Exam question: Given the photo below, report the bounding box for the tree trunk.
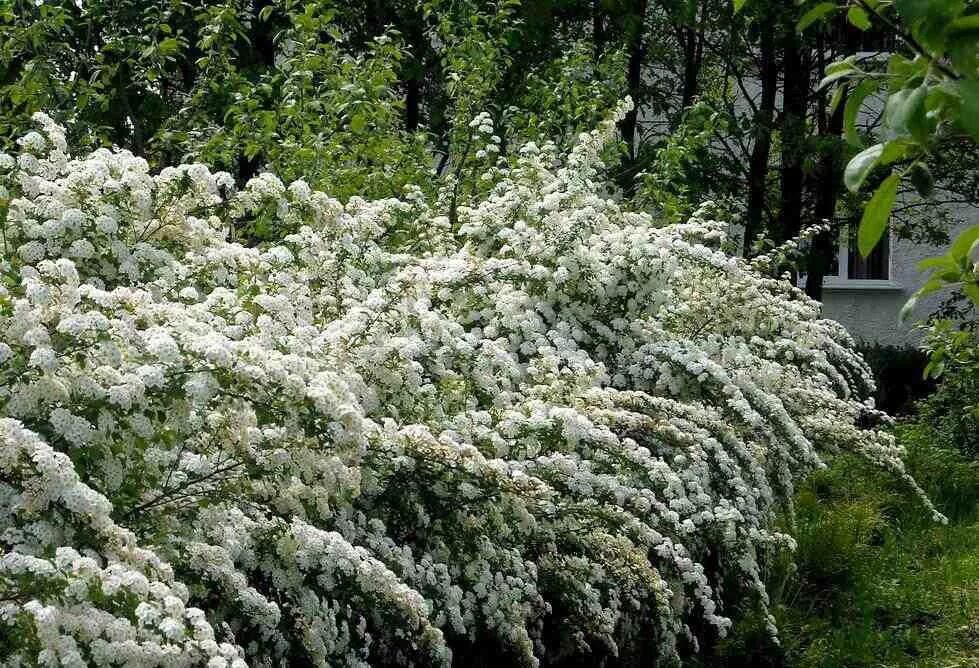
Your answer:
[805,38,845,300]
[777,28,808,248]
[592,0,605,61]
[742,18,776,255]
[680,1,707,108]
[618,0,648,198]
[402,9,426,131]
[252,0,277,67]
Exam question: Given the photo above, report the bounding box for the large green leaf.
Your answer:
[894,0,930,22]
[880,137,917,164]
[916,254,956,272]
[797,2,839,32]
[950,224,979,261]
[885,86,927,137]
[858,172,900,257]
[947,13,979,34]
[819,57,858,91]
[844,143,884,192]
[848,4,871,29]
[350,113,367,133]
[844,79,877,146]
[917,275,949,297]
[959,80,979,142]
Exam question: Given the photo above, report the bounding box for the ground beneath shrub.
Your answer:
[703,424,979,667]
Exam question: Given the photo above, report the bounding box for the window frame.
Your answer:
[800,228,903,292]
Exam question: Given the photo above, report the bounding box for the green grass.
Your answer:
[706,421,979,668]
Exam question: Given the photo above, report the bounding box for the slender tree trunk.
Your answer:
[618,0,647,197]
[233,0,279,183]
[680,1,707,108]
[592,0,605,61]
[778,29,808,247]
[742,18,776,255]
[252,0,277,67]
[805,38,845,300]
[402,9,425,131]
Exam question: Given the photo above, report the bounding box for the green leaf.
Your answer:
[894,0,930,22]
[844,79,877,146]
[924,357,946,380]
[826,56,858,75]
[950,224,979,260]
[350,113,367,133]
[958,80,979,142]
[916,275,947,297]
[949,30,979,74]
[917,254,956,272]
[858,172,900,257]
[909,162,934,197]
[848,4,871,29]
[880,137,916,164]
[964,282,979,306]
[797,3,839,32]
[157,37,181,57]
[947,13,979,34]
[899,295,917,322]
[886,53,916,82]
[819,68,856,91]
[885,85,927,137]
[844,143,883,192]
[829,82,848,115]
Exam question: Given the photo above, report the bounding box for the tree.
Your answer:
[812,0,979,309]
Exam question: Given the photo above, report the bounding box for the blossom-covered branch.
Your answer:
[0,107,938,667]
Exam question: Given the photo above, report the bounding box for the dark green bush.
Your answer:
[856,343,934,416]
[703,421,979,668]
[897,422,979,521]
[916,326,979,458]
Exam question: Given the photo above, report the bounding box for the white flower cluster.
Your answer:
[749,221,834,276]
[0,108,940,667]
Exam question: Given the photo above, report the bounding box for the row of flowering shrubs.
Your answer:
[0,108,938,667]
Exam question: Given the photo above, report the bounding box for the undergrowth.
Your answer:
[702,419,979,667]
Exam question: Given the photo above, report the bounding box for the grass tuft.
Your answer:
[708,419,979,667]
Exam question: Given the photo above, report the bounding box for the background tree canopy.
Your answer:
[3,0,977,301]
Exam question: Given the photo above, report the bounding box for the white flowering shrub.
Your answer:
[0,109,940,667]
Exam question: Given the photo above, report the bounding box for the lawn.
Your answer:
[710,422,979,667]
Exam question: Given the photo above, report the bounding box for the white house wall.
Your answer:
[819,214,974,347]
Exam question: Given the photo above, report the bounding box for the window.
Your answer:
[845,226,889,280]
[799,226,899,291]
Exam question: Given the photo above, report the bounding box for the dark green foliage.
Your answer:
[808,0,979,308]
[856,343,934,415]
[0,0,626,203]
[918,325,979,458]
[706,421,979,668]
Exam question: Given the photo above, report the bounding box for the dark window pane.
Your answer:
[848,228,889,279]
[828,247,840,276]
